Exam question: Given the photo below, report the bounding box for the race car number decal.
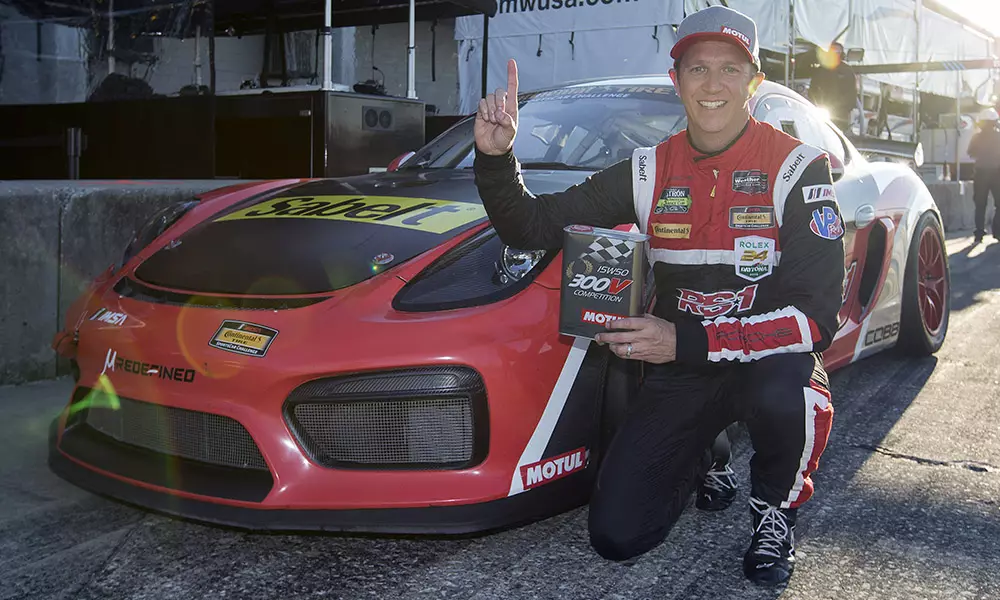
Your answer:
[215,195,487,234]
[677,284,758,318]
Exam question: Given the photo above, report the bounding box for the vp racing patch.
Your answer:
[215,195,487,234]
[809,206,844,240]
[209,320,279,357]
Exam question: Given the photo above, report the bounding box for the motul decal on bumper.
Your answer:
[519,447,590,490]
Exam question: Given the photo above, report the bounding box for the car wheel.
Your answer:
[897,211,950,356]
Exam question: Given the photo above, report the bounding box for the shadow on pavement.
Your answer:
[946,235,1000,313]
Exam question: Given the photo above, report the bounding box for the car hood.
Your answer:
[133,168,591,295]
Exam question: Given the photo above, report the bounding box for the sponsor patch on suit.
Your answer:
[734,236,776,281]
[655,187,692,214]
[732,170,769,194]
[729,206,774,229]
[653,223,692,239]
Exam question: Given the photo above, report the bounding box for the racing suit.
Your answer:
[474,117,845,560]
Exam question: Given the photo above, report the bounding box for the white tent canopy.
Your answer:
[454,0,682,114]
[455,0,996,114]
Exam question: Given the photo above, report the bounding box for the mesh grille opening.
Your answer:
[284,366,488,470]
[292,397,474,465]
[79,390,268,470]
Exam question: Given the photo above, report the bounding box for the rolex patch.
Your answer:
[734,235,776,282]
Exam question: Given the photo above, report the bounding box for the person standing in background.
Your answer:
[809,42,858,133]
[968,108,1000,244]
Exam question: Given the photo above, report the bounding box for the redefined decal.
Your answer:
[209,320,279,358]
[215,195,487,234]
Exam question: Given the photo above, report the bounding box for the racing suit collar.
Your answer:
[686,118,757,167]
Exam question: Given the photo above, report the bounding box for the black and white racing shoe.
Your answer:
[742,496,797,586]
[695,461,738,511]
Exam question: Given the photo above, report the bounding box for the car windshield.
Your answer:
[400,84,687,171]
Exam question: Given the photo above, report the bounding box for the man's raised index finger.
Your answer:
[507,59,518,109]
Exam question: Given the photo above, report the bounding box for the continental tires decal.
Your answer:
[215,195,487,234]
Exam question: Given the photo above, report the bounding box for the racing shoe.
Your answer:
[742,496,797,586]
[695,460,738,511]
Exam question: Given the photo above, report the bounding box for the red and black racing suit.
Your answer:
[474,117,845,561]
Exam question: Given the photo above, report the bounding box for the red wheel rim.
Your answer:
[917,227,947,336]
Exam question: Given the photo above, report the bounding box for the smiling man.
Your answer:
[473,5,845,586]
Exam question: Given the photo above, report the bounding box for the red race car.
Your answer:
[49,78,949,533]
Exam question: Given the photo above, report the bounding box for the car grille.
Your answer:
[284,366,488,469]
[78,389,268,470]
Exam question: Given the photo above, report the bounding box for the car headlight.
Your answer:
[392,227,551,312]
[497,246,547,284]
[119,199,199,270]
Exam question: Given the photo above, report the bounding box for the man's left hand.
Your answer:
[594,314,677,364]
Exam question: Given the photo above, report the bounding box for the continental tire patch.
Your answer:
[215,195,487,234]
[209,320,278,357]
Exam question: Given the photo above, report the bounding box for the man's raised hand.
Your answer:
[475,59,519,156]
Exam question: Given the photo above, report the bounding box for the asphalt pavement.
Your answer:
[2,231,999,600]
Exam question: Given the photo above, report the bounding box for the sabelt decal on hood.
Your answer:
[215,195,487,234]
[133,191,489,296]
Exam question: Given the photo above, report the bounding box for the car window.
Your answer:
[755,94,850,164]
[794,107,849,165]
[402,84,688,171]
[753,96,800,138]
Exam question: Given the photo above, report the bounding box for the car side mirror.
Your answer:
[387,151,416,172]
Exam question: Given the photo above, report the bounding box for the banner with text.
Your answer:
[455,0,682,39]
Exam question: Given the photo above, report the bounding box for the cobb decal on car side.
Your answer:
[209,320,279,357]
[520,447,589,490]
[215,195,487,234]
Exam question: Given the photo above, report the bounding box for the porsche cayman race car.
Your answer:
[48,77,949,534]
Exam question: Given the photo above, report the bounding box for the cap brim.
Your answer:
[669,32,758,67]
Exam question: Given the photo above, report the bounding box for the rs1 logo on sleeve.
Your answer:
[676,284,758,318]
[809,206,844,240]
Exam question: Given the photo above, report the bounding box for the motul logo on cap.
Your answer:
[721,26,750,48]
[520,447,589,490]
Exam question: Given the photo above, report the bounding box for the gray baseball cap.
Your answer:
[670,5,760,70]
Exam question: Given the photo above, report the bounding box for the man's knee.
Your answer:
[589,528,644,562]
[587,496,661,561]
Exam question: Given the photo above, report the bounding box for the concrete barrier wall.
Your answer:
[1,181,249,385]
[0,177,986,386]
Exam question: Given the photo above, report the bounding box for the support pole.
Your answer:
[107,0,115,75]
[407,0,417,98]
[914,0,922,141]
[195,24,203,87]
[322,0,333,90]
[956,68,961,180]
[481,13,489,99]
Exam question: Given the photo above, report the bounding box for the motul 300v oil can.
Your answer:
[559,224,650,339]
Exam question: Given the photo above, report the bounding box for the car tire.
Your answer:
[896,211,950,356]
